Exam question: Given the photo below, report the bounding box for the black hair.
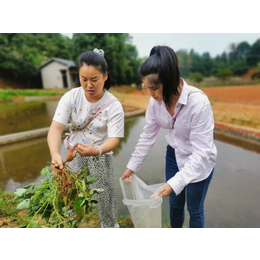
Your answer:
[78,50,111,90]
[140,46,180,107]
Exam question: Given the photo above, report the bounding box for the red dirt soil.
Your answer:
[201,85,260,106]
[112,85,260,130]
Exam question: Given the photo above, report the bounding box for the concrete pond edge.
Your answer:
[0,109,146,146]
[1,109,260,153]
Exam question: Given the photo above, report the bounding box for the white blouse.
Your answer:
[127,79,217,195]
[53,87,124,154]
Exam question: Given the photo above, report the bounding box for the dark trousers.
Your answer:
[165,145,213,228]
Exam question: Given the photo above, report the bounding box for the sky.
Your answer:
[62,33,260,59]
[130,33,260,58]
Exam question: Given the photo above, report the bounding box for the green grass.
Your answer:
[186,77,260,88]
[118,215,134,228]
[0,190,29,227]
[0,191,17,217]
[0,88,67,102]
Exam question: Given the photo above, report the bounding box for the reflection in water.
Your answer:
[1,116,260,227]
[0,137,51,191]
[214,130,260,154]
[0,116,141,191]
[113,117,140,156]
[0,100,58,135]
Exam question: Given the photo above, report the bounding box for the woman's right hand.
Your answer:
[121,168,134,180]
[51,153,64,173]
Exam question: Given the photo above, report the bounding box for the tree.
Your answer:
[247,39,260,66]
[211,52,228,75]
[236,41,251,59]
[0,33,141,88]
[215,69,233,81]
[71,33,140,85]
[226,41,251,76]
[228,43,239,62]
[189,72,204,84]
[201,52,213,76]
[0,33,71,88]
[176,49,190,77]
[229,59,249,76]
[189,49,204,74]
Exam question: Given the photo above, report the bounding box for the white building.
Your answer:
[40,58,79,89]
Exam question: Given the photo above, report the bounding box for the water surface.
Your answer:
[0,100,58,135]
[0,116,260,227]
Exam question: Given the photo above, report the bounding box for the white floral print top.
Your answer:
[53,87,124,154]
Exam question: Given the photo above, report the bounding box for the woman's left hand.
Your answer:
[156,183,174,197]
[76,143,99,156]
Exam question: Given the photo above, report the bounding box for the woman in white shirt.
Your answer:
[121,46,217,228]
[48,49,124,228]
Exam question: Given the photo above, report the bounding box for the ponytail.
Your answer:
[140,46,180,107]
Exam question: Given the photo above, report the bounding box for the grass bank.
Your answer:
[0,89,67,102]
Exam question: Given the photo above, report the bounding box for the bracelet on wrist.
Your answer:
[94,146,102,156]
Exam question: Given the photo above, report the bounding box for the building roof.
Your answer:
[39,57,77,69]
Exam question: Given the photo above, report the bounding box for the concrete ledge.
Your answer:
[215,121,260,140]
[214,121,260,152]
[124,109,146,119]
[214,129,260,153]
[0,109,146,146]
[0,127,50,146]
[1,109,259,152]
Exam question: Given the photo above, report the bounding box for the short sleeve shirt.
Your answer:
[53,87,124,154]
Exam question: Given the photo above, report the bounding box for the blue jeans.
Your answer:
[165,145,214,228]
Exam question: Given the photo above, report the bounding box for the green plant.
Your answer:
[14,163,103,228]
[0,192,17,217]
[215,69,233,81]
[118,215,134,228]
[189,72,204,84]
[0,89,66,102]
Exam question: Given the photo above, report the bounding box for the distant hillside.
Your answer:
[242,68,260,79]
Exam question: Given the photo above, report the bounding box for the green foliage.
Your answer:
[0,89,59,102]
[71,33,140,85]
[177,49,190,77]
[14,166,103,228]
[229,59,248,76]
[0,33,141,88]
[188,72,204,83]
[177,38,260,79]
[0,191,17,217]
[177,49,213,77]
[118,215,134,228]
[0,33,71,87]
[215,68,233,81]
[247,39,260,66]
[1,34,260,87]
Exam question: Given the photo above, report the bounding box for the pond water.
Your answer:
[0,100,58,135]
[0,116,260,228]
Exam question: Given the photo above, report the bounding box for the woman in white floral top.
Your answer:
[47,49,124,228]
